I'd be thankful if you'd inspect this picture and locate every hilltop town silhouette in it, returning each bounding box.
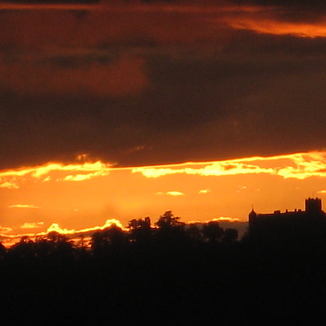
[248,197,326,242]
[1,198,326,324]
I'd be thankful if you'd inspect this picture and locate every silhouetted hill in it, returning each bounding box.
[1,209,326,324]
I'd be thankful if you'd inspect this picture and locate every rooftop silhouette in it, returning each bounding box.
[248,197,326,242]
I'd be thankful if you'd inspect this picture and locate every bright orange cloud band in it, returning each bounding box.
[132,152,326,180]
[0,151,325,190]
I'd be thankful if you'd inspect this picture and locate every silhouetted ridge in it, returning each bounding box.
[1,203,326,323]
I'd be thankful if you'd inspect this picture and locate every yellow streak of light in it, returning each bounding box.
[166,191,185,196]
[9,204,39,209]
[20,222,44,229]
[156,191,185,196]
[63,171,109,182]
[0,160,112,189]
[199,188,211,194]
[0,182,19,189]
[0,219,127,248]
[212,217,240,222]
[226,17,326,38]
[132,152,326,180]
[44,219,126,235]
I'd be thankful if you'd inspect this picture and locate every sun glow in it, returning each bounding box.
[1,151,326,244]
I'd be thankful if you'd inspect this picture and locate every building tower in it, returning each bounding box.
[248,208,257,227]
[305,197,322,215]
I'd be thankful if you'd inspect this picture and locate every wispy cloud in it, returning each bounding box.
[212,217,240,223]
[62,171,109,182]
[225,15,326,38]
[45,218,126,235]
[133,161,275,178]
[0,226,13,234]
[199,188,211,194]
[9,204,39,209]
[1,152,326,192]
[0,160,112,189]
[133,152,326,180]
[156,191,185,196]
[0,181,19,189]
[20,222,44,229]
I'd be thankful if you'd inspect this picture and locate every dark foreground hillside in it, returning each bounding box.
[1,213,326,324]
[1,240,326,324]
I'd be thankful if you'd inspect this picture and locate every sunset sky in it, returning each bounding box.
[1,0,326,243]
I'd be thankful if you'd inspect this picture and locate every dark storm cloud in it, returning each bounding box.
[231,0,326,7]
[7,0,99,3]
[1,2,326,169]
[2,32,326,169]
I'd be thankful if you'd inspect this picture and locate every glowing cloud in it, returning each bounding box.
[44,219,126,236]
[9,204,39,209]
[199,188,211,194]
[0,160,112,189]
[133,152,326,180]
[0,226,13,234]
[156,191,185,196]
[212,217,240,223]
[20,222,44,229]
[46,223,74,235]
[0,181,19,189]
[133,161,275,178]
[62,171,108,182]
[226,17,326,38]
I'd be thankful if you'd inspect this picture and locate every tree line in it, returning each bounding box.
[1,210,326,324]
[0,211,239,261]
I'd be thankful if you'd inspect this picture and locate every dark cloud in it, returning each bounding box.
[2,33,326,168]
[1,3,326,169]
[231,0,326,7]
[7,0,99,3]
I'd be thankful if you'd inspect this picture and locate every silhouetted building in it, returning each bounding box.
[248,198,326,242]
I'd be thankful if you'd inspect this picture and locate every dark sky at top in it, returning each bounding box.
[1,0,326,169]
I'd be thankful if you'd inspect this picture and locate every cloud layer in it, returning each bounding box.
[0,1,326,169]
[132,152,326,180]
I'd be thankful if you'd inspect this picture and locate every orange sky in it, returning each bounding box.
[1,0,326,244]
[1,151,326,244]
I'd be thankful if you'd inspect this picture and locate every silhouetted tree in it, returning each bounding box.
[186,224,203,243]
[0,241,6,258]
[8,236,35,260]
[202,221,224,243]
[91,224,127,255]
[47,231,69,243]
[33,236,53,259]
[155,211,184,230]
[128,217,152,244]
[75,233,88,259]
[106,224,127,248]
[221,228,238,244]
[91,230,106,255]
[155,211,186,245]
[37,231,74,260]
